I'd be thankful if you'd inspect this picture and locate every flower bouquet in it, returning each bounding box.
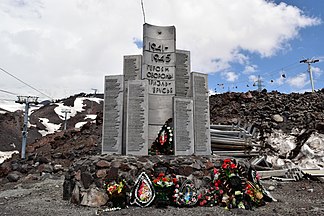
[103,178,127,208]
[152,173,177,207]
[197,169,224,207]
[173,179,198,207]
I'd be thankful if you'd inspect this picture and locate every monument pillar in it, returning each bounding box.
[142,23,176,146]
[102,23,212,156]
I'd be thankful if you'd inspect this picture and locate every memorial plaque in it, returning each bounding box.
[173,97,194,155]
[102,75,124,154]
[191,72,211,155]
[123,55,142,154]
[126,80,148,155]
[142,23,177,142]
[175,50,190,97]
[124,55,142,81]
[142,23,176,97]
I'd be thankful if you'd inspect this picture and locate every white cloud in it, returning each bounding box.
[248,75,258,82]
[0,0,320,99]
[275,76,286,85]
[223,71,239,82]
[244,65,258,74]
[312,66,322,77]
[286,73,308,88]
[208,89,216,96]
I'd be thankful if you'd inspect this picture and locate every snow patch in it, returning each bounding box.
[38,118,61,136]
[85,114,97,120]
[0,151,19,164]
[54,97,97,120]
[267,131,296,156]
[75,121,87,129]
[85,97,103,104]
[266,130,324,169]
[0,111,6,114]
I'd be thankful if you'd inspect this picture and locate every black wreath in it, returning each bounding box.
[149,118,174,155]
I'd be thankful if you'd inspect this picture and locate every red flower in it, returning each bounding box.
[172,178,178,184]
[213,168,219,174]
[224,159,231,163]
[230,163,236,169]
[222,163,228,169]
[153,179,158,184]
[158,173,165,177]
[199,200,207,206]
[162,177,168,182]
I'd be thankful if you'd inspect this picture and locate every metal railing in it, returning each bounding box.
[211,122,263,157]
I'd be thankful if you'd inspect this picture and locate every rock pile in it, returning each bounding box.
[210,89,324,134]
[0,121,102,183]
[63,155,223,207]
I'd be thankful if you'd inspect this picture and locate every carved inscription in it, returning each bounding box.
[124,55,142,81]
[102,76,123,153]
[142,24,176,95]
[174,98,193,153]
[193,74,210,152]
[175,51,190,96]
[148,42,169,52]
[126,81,148,155]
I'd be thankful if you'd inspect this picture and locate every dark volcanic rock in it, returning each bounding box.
[7,171,21,182]
[81,171,93,189]
[209,90,324,133]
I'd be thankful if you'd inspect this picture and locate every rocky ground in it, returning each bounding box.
[0,176,323,216]
[1,90,324,215]
[210,90,324,134]
[0,93,103,152]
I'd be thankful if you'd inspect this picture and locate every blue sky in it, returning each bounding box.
[0,0,323,101]
[211,0,324,93]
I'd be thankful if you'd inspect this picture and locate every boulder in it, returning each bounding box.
[63,178,75,201]
[71,184,80,204]
[7,171,21,182]
[272,114,284,123]
[38,164,53,173]
[80,187,108,207]
[96,169,107,178]
[81,171,93,189]
[96,160,110,168]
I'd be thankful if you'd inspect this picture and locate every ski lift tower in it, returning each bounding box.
[15,96,39,159]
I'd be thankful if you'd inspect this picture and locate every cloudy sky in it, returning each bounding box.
[0,0,323,101]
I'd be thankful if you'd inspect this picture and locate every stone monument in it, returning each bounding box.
[102,23,211,155]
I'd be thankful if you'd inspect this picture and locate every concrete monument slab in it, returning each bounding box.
[126,80,148,155]
[175,50,190,97]
[191,72,211,155]
[173,97,194,155]
[102,75,124,154]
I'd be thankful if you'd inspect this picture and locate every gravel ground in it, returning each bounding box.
[0,176,323,216]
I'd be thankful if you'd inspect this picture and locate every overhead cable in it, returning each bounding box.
[0,67,54,100]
